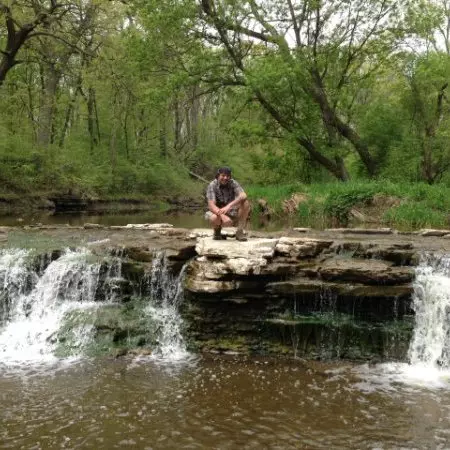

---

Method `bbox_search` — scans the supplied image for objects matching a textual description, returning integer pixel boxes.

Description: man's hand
[218,204,232,215]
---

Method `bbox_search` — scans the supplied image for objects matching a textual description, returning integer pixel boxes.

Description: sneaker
[235,229,247,241]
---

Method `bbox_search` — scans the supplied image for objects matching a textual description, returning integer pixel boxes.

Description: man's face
[218,172,231,185]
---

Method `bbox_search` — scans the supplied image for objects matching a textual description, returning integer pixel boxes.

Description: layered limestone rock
[3,224,450,360]
[182,232,422,360]
[185,235,414,299]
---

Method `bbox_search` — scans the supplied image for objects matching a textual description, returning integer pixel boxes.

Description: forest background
[1,0,450,228]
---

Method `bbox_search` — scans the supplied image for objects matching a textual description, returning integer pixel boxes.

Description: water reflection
[2,357,450,448]
[0,210,208,228]
[0,210,294,231]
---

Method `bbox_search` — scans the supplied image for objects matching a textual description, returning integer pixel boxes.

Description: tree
[404,53,450,183]
[196,0,414,180]
[0,0,73,86]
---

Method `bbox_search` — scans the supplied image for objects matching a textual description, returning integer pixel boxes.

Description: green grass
[246,183,305,209]
[383,203,446,229]
[247,181,450,230]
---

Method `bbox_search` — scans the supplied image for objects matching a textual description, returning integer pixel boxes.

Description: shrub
[323,186,377,225]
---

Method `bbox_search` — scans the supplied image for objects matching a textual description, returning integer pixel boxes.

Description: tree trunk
[124,97,130,159]
[136,108,148,147]
[159,111,167,159]
[189,84,200,151]
[0,56,17,86]
[59,86,81,148]
[421,138,434,184]
[309,70,376,177]
[37,64,60,147]
[297,137,350,181]
[109,100,118,175]
[87,87,99,153]
[173,91,182,151]
[0,22,33,86]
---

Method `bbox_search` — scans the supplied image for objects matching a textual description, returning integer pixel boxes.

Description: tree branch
[28,31,92,56]
[286,0,301,47]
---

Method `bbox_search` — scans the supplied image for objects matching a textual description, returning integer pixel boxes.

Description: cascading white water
[354,254,450,388]
[0,249,36,323]
[408,254,450,368]
[0,248,122,364]
[145,252,189,361]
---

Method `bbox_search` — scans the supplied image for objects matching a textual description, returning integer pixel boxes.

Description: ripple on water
[352,362,450,391]
[1,357,450,448]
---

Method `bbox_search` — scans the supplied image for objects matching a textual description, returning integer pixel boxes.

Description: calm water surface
[1,356,450,449]
[0,211,297,231]
[0,211,208,228]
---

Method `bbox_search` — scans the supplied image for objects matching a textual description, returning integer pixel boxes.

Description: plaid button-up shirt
[206,179,244,215]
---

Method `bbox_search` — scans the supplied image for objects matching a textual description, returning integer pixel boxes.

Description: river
[0,211,208,228]
[1,233,450,448]
[0,210,295,231]
[2,356,450,449]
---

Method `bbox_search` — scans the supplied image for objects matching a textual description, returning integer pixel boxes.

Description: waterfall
[408,255,450,368]
[353,254,450,388]
[0,248,122,364]
[144,252,189,361]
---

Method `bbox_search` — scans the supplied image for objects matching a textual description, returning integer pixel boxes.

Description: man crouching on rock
[205,166,250,241]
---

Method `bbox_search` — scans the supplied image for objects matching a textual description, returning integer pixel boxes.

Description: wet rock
[317,259,414,284]
[195,237,278,259]
[420,229,450,237]
[83,223,104,229]
[267,279,413,298]
[325,228,393,234]
[185,276,261,294]
[356,246,419,266]
[126,247,155,263]
[125,223,174,229]
[275,237,332,258]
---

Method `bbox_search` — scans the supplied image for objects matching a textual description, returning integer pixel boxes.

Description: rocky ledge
[3,224,450,360]
[181,228,435,360]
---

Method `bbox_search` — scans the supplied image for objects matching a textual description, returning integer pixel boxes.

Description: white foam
[145,252,189,362]
[0,248,120,365]
[355,255,450,390]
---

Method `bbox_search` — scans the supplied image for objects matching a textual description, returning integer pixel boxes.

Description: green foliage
[246,184,304,212]
[378,138,422,182]
[383,203,446,229]
[246,181,450,230]
[2,0,450,208]
[323,186,377,224]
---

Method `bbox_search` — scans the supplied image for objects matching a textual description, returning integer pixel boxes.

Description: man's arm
[218,191,247,215]
[206,181,221,214]
[208,199,222,215]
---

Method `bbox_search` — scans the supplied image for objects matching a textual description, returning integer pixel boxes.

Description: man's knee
[239,199,251,215]
[221,215,234,227]
[209,214,221,226]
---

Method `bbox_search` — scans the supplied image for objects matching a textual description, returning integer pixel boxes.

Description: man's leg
[236,199,250,241]
[220,215,234,227]
[207,212,227,240]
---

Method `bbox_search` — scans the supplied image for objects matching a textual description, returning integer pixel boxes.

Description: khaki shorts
[204,211,238,225]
